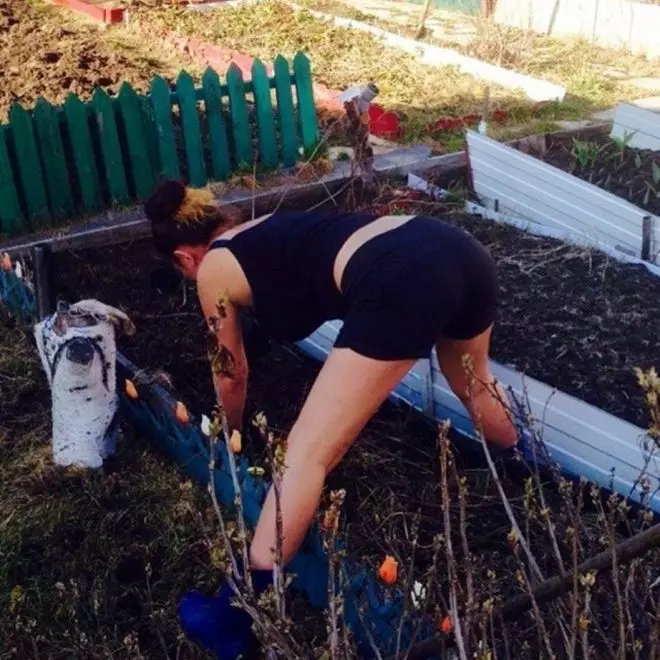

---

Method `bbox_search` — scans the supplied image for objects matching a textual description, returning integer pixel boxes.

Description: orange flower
[378,555,398,585]
[124,379,139,400]
[439,615,453,634]
[1,252,11,272]
[175,401,190,424]
[229,429,242,453]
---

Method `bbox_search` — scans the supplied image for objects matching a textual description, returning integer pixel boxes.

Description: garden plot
[136,0,525,144]
[466,128,660,264]
[2,182,659,658]
[0,0,198,122]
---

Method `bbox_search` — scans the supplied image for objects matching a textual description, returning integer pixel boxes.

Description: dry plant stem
[322,489,346,660]
[266,435,286,619]
[513,549,555,658]
[580,588,592,659]
[439,424,469,660]
[463,360,544,583]
[450,461,475,636]
[208,436,241,581]
[218,406,254,594]
[395,513,420,660]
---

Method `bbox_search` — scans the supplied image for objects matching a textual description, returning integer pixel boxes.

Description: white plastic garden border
[295,171,660,515]
[282,2,566,103]
[611,102,660,152]
[465,129,660,264]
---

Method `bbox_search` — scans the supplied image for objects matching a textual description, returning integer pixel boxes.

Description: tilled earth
[3,187,658,658]
[0,0,194,120]
[530,133,660,217]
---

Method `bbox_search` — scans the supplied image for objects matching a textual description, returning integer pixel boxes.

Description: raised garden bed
[526,132,660,221]
[3,174,660,658]
[466,127,660,264]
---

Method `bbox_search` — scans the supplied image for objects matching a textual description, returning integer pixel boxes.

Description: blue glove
[178,566,274,659]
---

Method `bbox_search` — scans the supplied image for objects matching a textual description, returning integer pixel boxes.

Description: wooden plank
[118,82,156,200]
[611,102,660,152]
[226,63,253,169]
[9,104,50,227]
[274,55,298,169]
[177,71,207,187]
[293,52,319,156]
[0,126,23,235]
[33,98,74,222]
[141,95,163,183]
[91,89,130,206]
[466,130,660,262]
[64,94,103,214]
[202,67,232,181]
[251,58,278,169]
[150,76,180,180]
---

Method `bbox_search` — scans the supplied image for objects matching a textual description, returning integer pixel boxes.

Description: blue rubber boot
[178,566,273,659]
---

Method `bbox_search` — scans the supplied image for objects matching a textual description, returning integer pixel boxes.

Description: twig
[392,523,660,660]
[439,423,469,660]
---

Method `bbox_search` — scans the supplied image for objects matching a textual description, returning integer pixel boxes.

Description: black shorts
[334,215,499,361]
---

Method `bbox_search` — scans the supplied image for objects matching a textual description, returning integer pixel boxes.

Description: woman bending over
[144,180,518,658]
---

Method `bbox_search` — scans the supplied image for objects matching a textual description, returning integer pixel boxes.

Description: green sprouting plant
[610,130,637,156]
[570,139,606,171]
[642,161,660,207]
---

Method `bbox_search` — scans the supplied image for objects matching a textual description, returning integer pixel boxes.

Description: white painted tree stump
[34,300,135,469]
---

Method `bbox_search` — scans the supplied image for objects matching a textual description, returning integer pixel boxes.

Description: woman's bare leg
[435,325,518,448]
[249,348,415,570]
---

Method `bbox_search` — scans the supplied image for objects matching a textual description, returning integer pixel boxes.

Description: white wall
[494,0,660,58]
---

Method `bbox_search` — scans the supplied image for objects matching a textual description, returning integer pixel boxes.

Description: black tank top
[210,210,379,342]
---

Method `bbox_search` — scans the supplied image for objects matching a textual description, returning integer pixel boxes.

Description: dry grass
[291,0,660,141]
[0,323,216,659]
[135,0,533,146]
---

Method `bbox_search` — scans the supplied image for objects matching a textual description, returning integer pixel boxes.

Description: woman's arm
[197,257,249,432]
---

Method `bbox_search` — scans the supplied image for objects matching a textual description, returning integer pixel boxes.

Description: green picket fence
[0,52,319,237]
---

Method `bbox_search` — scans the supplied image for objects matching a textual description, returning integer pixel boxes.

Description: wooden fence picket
[64,94,103,214]
[177,71,206,188]
[91,89,130,206]
[226,64,252,169]
[118,82,156,200]
[150,76,180,181]
[274,55,298,168]
[0,126,22,235]
[0,55,319,238]
[33,98,74,222]
[9,103,50,227]
[293,52,319,156]
[251,59,278,169]
[202,67,232,181]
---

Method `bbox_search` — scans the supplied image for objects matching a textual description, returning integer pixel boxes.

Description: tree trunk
[34,299,134,469]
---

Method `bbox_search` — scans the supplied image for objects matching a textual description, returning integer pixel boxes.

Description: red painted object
[48,0,125,24]
[166,32,344,111]
[368,103,403,140]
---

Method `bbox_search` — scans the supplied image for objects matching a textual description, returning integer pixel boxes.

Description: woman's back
[210,210,380,342]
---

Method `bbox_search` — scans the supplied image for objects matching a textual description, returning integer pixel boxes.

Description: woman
[145,180,518,658]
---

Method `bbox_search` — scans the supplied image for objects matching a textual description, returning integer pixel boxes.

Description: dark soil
[0,0,191,120]
[528,133,660,217]
[3,183,659,658]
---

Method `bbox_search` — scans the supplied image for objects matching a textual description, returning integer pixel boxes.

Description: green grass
[0,324,215,659]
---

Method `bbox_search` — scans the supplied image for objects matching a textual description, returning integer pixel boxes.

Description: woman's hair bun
[145,179,187,223]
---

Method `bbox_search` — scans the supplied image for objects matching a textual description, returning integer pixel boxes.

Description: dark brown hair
[145,179,243,259]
